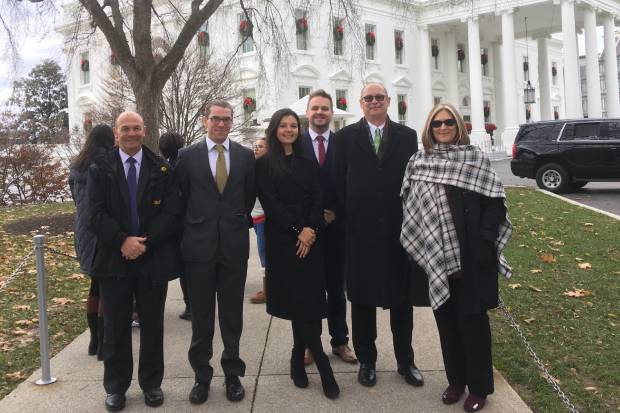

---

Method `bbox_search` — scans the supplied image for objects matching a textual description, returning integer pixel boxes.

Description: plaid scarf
[400,144,513,310]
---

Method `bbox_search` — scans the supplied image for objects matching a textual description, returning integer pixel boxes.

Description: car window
[562,122,600,140]
[599,122,620,140]
[518,124,558,142]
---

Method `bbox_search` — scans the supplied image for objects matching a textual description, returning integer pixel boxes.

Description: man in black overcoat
[87,111,181,412]
[331,83,425,388]
[175,100,256,405]
[300,89,357,365]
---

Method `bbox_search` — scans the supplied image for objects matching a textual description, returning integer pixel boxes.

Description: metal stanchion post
[33,235,57,385]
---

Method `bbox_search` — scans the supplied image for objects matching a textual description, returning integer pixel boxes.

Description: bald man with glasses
[331,83,428,389]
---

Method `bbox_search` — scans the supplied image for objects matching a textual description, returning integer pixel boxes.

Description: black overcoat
[332,117,421,308]
[87,146,181,284]
[256,154,328,321]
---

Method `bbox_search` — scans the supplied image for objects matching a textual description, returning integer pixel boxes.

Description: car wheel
[570,181,588,189]
[535,163,570,193]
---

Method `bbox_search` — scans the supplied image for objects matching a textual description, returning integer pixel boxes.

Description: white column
[560,0,582,117]
[603,14,620,117]
[584,6,602,117]
[537,37,553,120]
[416,24,433,129]
[500,9,519,152]
[443,31,460,107]
[467,16,486,145]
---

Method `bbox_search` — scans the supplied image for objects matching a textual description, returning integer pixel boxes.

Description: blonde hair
[421,103,470,153]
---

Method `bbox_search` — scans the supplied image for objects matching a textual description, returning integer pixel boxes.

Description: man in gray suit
[175,100,256,405]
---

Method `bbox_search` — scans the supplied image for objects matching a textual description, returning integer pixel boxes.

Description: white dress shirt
[205,136,230,179]
[308,128,331,162]
[119,148,143,180]
[367,121,385,141]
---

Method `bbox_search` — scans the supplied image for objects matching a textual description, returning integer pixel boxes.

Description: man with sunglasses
[175,100,256,406]
[332,83,426,389]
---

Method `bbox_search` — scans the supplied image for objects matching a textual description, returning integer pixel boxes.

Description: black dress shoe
[189,382,209,404]
[105,393,126,412]
[358,363,377,387]
[143,387,164,407]
[179,309,191,321]
[397,364,424,386]
[225,376,245,402]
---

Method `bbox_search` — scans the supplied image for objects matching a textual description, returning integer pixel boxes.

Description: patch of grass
[0,202,90,400]
[492,188,619,413]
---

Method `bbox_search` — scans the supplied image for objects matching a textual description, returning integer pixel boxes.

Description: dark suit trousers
[185,259,247,384]
[323,227,349,347]
[99,271,167,394]
[351,303,414,367]
[433,279,494,396]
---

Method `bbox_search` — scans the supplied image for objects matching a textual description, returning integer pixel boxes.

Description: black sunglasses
[430,119,457,128]
[362,94,387,102]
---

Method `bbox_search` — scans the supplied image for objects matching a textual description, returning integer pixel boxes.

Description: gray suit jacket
[176,139,256,262]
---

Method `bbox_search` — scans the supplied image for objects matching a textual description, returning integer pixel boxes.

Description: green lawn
[0,202,88,399]
[492,188,619,412]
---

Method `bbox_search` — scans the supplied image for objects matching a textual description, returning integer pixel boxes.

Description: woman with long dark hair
[69,124,115,357]
[400,103,513,412]
[256,108,339,399]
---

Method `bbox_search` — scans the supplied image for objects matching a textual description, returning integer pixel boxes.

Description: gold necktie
[215,144,227,194]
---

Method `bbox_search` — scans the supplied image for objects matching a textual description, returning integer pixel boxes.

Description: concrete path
[0,238,531,413]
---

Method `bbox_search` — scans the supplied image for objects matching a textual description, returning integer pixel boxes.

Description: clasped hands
[296,227,316,258]
[121,236,147,260]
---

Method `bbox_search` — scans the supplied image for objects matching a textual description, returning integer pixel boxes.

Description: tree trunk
[134,84,163,151]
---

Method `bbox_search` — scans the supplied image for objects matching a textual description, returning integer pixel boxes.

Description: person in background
[69,124,115,359]
[400,103,513,412]
[256,108,339,399]
[249,137,268,304]
[158,131,190,320]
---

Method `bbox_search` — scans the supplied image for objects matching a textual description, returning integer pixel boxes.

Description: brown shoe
[441,384,465,405]
[464,394,487,412]
[332,345,357,363]
[303,349,314,366]
[250,290,266,304]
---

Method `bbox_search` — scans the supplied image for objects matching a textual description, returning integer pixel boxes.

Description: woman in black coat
[69,124,115,357]
[256,108,339,399]
[400,103,513,413]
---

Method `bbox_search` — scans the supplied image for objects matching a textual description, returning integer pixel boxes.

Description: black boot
[290,347,308,388]
[86,313,98,355]
[314,351,340,399]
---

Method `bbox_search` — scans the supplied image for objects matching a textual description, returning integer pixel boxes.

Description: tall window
[431,38,439,70]
[298,86,311,99]
[434,96,442,105]
[242,88,256,122]
[394,30,404,65]
[239,13,254,53]
[80,52,90,85]
[483,100,490,122]
[457,44,466,73]
[481,48,489,76]
[397,94,407,125]
[295,10,309,51]
[198,23,209,59]
[335,89,348,111]
[333,18,344,56]
[365,23,377,61]
[551,62,558,85]
[553,105,560,120]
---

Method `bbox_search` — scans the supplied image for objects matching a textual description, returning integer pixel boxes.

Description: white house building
[59,0,620,155]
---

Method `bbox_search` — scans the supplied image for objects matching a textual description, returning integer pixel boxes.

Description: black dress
[256,154,327,321]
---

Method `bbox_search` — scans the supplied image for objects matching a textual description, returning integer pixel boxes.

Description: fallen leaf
[67,273,84,280]
[530,268,543,274]
[583,223,594,227]
[11,328,28,336]
[12,305,30,311]
[584,386,597,392]
[14,320,33,326]
[51,297,73,306]
[529,286,543,292]
[539,253,556,263]
[575,257,584,262]
[5,371,27,381]
[524,318,535,324]
[577,262,592,270]
[540,372,560,384]
[563,289,592,298]
[508,283,522,289]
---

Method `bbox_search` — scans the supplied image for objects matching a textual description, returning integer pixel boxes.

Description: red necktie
[316,135,326,167]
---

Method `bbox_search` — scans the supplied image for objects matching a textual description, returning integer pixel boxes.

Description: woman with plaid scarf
[400,104,513,412]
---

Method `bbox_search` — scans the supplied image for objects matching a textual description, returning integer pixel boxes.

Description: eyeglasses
[430,119,457,128]
[362,94,387,103]
[208,116,233,125]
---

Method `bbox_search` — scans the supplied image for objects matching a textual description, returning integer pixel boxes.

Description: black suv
[511,119,620,193]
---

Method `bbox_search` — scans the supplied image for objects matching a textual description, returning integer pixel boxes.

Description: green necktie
[373,128,381,153]
[215,144,227,194]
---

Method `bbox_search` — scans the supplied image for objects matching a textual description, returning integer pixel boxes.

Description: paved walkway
[0,237,531,413]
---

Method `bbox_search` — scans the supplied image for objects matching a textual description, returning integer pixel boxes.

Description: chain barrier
[44,246,78,261]
[498,296,580,413]
[0,249,35,294]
